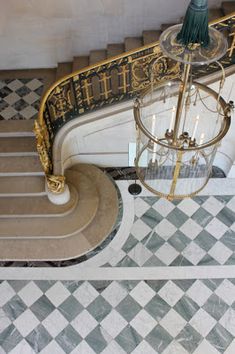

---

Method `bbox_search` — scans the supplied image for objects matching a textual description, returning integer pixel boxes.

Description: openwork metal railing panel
[36,12,235,187]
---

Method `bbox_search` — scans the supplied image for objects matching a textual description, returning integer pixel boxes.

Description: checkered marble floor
[105,195,235,268]
[0,79,44,120]
[1,279,235,354]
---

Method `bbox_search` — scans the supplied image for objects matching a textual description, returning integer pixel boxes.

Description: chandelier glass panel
[133,1,233,200]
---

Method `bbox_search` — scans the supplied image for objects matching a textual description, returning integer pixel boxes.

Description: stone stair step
[0,176,45,196]
[0,136,37,155]
[143,30,161,45]
[56,62,73,81]
[222,1,235,15]
[209,8,224,21]
[72,56,89,72]
[89,49,107,65]
[0,155,43,176]
[107,43,125,58]
[0,120,34,137]
[0,184,77,217]
[0,164,118,260]
[125,37,143,51]
[0,169,98,238]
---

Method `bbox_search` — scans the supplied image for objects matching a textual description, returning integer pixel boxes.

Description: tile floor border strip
[1,265,235,281]
[134,178,235,196]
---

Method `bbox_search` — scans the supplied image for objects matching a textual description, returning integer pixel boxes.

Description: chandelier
[133,0,233,200]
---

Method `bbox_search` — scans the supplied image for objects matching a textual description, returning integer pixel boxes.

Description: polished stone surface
[1,279,235,353]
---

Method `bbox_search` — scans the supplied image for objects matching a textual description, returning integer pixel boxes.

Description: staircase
[0,1,234,261]
[0,123,119,260]
[54,2,235,80]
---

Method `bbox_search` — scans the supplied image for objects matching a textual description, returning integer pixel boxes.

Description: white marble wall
[58,72,235,176]
[0,0,230,70]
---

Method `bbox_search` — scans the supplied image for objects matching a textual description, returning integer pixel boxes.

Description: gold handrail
[36,11,235,193]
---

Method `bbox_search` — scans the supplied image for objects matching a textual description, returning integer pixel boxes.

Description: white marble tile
[71,310,98,338]
[130,309,156,337]
[8,340,35,354]
[155,219,177,241]
[225,340,235,354]
[134,198,150,218]
[13,309,39,337]
[73,282,99,307]
[193,340,220,354]
[45,282,70,307]
[0,281,15,307]
[158,281,184,307]
[18,281,43,307]
[100,310,127,338]
[177,199,201,217]
[101,340,126,354]
[219,308,235,336]
[128,243,153,266]
[226,197,235,213]
[101,281,127,307]
[208,242,233,264]
[155,243,179,265]
[132,340,158,354]
[152,198,175,217]
[202,197,225,216]
[131,219,152,241]
[182,242,206,265]
[71,341,96,354]
[186,280,212,306]
[180,219,203,240]
[190,309,217,337]
[42,309,68,337]
[160,309,186,337]
[39,340,65,354]
[129,281,155,307]
[205,218,229,240]
[215,280,235,306]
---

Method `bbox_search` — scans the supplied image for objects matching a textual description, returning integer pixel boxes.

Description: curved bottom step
[0,164,119,260]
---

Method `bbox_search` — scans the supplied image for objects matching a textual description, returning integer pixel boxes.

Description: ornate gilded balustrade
[36,12,235,193]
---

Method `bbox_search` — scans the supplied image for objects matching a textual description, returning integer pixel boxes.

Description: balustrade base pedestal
[46,183,71,205]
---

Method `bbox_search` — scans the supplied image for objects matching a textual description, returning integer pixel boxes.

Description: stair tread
[107,43,125,58]
[125,37,143,51]
[0,176,45,195]
[0,169,99,237]
[0,155,43,174]
[143,30,161,45]
[56,62,73,80]
[0,164,118,260]
[0,184,77,217]
[89,50,107,65]
[72,56,89,72]
[0,136,37,154]
[0,120,34,136]
[222,1,235,15]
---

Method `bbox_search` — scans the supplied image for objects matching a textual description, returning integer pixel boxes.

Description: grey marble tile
[56,324,82,353]
[203,294,229,321]
[87,296,112,322]
[206,323,233,353]
[176,324,202,353]
[116,295,142,322]
[0,324,22,353]
[58,295,83,321]
[30,295,55,322]
[216,207,235,227]
[145,295,170,321]
[146,325,173,353]
[174,296,200,322]
[3,295,27,321]
[116,325,142,353]
[86,326,110,353]
[26,324,52,353]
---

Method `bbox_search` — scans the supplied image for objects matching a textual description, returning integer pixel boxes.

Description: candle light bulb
[169,106,176,132]
[191,115,199,141]
[199,133,205,145]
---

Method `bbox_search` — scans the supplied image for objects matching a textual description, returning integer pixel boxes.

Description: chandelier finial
[177,0,210,47]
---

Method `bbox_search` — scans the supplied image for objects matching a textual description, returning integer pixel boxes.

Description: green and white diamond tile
[1,279,235,353]
[109,195,235,267]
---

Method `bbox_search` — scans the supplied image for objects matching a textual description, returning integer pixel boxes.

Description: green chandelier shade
[176,0,210,47]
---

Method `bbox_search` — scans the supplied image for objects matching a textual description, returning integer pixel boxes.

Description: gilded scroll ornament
[34,120,52,175]
[46,174,66,194]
